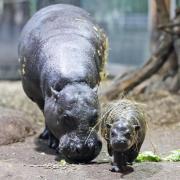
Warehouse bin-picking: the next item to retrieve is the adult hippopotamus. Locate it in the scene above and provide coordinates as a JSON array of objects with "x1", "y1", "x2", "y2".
[{"x1": 18, "y1": 4, "x2": 108, "y2": 163}]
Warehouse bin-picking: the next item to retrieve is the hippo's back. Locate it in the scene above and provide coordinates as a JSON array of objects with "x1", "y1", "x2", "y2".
[
  {"x1": 20, "y1": 4, "x2": 95, "y2": 47},
  {"x1": 19, "y1": 4, "x2": 99, "y2": 68},
  {"x1": 101, "y1": 100, "x2": 147, "y2": 143},
  {"x1": 18, "y1": 4, "x2": 108, "y2": 109}
]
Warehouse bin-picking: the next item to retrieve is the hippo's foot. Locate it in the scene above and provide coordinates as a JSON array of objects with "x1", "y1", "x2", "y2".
[
  {"x1": 127, "y1": 162, "x2": 133, "y2": 165},
  {"x1": 110, "y1": 165, "x2": 128, "y2": 172},
  {"x1": 39, "y1": 127, "x2": 49, "y2": 140},
  {"x1": 48, "y1": 132, "x2": 59, "y2": 151},
  {"x1": 110, "y1": 165, "x2": 121, "y2": 172}
]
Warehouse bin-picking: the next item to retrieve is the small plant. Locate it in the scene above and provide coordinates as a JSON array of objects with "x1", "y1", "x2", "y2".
[
  {"x1": 136, "y1": 150, "x2": 180, "y2": 163},
  {"x1": 59, "y1": 159, "x2": 67, "y2": 166},
  {"x1": 163, "y1": 149, "x2": 180, "y2": 162},
  {"x1": 135, "y1": 151, "x2": 161, "y2": 162}
]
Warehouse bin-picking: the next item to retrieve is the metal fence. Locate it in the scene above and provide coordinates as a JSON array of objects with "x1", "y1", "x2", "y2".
[{"x1": 0, "y1": 0, "x2": 178, "y2": 79}]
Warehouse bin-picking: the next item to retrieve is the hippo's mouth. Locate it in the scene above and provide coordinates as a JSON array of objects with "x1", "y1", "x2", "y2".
[
  {"x1": 58, "y1": 131, "x2": 102, "y2": 163},
  {"x1": 111, "y1": 139, "x2": 132, "y2": 152}
]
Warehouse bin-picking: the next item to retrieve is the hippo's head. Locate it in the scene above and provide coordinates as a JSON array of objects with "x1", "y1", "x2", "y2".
[
  {"x1": 107, "y1": 118, "x2": 140, "y2": 152},
  {"x1": 50, "y1": 83, "x2": 102, "y2": 162}
]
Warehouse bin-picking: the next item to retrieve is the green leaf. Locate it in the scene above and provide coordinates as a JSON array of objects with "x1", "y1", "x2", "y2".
[
  {"x1": 163, "y1": 149, "x2": 180, "y2": 162},
  {"x1": 135, "y1": 151, "x2": 161, "y2": 162},
  {"x1": 59, "y1": 159, "x2": 67, "y2": 166}
]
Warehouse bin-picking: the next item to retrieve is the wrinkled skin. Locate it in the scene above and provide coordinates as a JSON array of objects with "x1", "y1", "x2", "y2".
[
  {"x1": 44, "y1": 83, "x2": 102, "y2": 161},
  {"x1": 107, "y1": 119, "x2": 144, "y2": 172},
  {"x1": 18, "y1": 4, "x2": 105, "y2": 162},
  {"x1": 110, "y1": 121, "x2": 139, "y2": 153},
  {"x1": 59, "y1": 131, "x2": 102, "y2": 163}
]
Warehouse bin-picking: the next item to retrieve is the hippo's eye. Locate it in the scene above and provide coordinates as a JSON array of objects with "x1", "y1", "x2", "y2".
[
  {"x1": 93, "y1": 113, "x2": 98, "y2": 120},
  {"x1": 89, "y1": 119, "x2": 95, "y2": 127},
  {"x1": 58, "y1": 107, "x2": 64, "y2": 114},
  {"x1": 62, "y1": 114, "x2": 78, "y2": 130},
  {"x1": 89, "y1": 111, "x2": 98, "y2": 127},
  {"x1": 63, "y1": 114, "x2": 72, "y2": 121},
  {"x1": 125, "y1": 132, "x2": 131, "y2": 138},
  {"x1": 111, "y1": 131, "x2": 115, "y2": 137}
]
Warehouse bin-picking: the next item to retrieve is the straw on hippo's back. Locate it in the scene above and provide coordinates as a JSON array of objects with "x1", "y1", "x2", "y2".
[{"x1": 18, "y1": 4, "x2": 108, "y2": 163}]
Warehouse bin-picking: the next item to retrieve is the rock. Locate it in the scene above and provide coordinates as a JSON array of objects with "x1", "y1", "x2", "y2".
[
  {"x1": 0, "y1": 81, "x2": 43, "y2": 123},
  {"x1": 0, "y1": 107, "x2": 36, "y2": 145}
]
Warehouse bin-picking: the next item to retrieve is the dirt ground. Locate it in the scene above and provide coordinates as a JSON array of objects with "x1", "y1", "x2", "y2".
[{"x1": 0, "y1": 81, "x2": 180, "y2": 180}]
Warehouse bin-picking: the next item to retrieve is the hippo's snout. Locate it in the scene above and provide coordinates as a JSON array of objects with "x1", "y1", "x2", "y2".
[
  {"x1": 112, "y1": 141, "x2": 128, "y2": 152},
  {"x1": 59, "y1": 132, "x2": 102, "y2": 163},
  {"x1": 111, "y1": 138, "x2": 131, "y2": 152}
]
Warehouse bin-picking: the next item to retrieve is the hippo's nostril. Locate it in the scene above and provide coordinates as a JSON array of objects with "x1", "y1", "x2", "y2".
[
  {"x1": 76, "y1": 148, "x2": 80, "y2": 154},
  {"x1": 87, "y1": 142, "x2": 94, "y2": 149},
  {"x1": 76, "y1": 144, "x2": 82, "y2": 154},
  {"x1": 120, "y1": 140, "x2": 126, "y2": 144},
  {"x1": 76, "y1": 144, "x2": 81, "y2": 149}
]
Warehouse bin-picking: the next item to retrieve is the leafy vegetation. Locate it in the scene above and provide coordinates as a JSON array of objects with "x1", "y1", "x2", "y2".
[
  {"x1": 136, "y1": 151, "x2": 162, "y2": 162},
  {"x1": 163, "y1": 150, "x2": 180, "y2": 162},
  {"x1": 136, "y1": 150, "x2": 180, "y2": 163}
]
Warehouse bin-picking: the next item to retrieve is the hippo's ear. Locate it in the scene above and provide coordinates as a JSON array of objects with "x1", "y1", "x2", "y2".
[
  {"x1": 93, "y1": 85, "x2": 98, "y2": 93},
  {"x1": 106, "y1": 123, "x2": 112, "y2": 129},
  {"x1": 50, "y1": 87, "x2": 59, "y2": 99},
  {"x1": 133, "y1": 125, "x2": 140, "y2": 131}
]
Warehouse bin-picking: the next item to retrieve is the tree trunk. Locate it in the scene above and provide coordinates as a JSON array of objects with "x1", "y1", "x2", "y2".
[
  {"x1": 102, "y1": 0, "x2": 180, "y2": 101},
  {"x1": 149, "y1": 0, "x2": 171, "y2": 52},
  {"x1": 103, "y1": 33, "x2": 173, "y2": 100}
]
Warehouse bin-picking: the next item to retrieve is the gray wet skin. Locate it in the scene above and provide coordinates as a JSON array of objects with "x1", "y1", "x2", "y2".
[
  {"x1": 44, "y1": 83, "x2": 102, "y2": 162},
  {"x1": 18, "y1": 4, "x2": 106, "y2": 162},
  {"x1": 107, "y1": 118, "x2": 146, "y2": 172}
]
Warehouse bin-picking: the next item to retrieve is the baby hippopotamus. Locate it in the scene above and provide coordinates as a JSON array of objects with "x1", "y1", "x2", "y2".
[
  {"x1": 101, "y1": 100, "x2": 146, "y2": 172},
  {"x1": 18, "y1": 4, "x2": 108, "y2": 163}
]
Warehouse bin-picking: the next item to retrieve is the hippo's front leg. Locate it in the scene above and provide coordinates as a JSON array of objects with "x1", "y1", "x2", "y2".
[
  {"x1": 39, "y1": 125, "x2": 49, "y2": 140},
  {"x1": 110, "y1": 152, "x2": 127, "y2": 172},
  {"x1": 48, "y1": 131, "x2": 59, "y2": 151},
  {"x1": 39, "y1": 125, "x2": 59, "y2": 151},
  {"x1": 111, "y1": 164, "x2": 121, "y2": 172}
]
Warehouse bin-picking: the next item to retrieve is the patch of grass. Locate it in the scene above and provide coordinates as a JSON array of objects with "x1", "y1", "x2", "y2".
[
  {"x1": 59, "y1": 159, "x2": 67, "y2": 166},
  {"x1": 163, "y1": 150, "x2": 180, "y2": 162},
  {"x1": 136, "y1": 150, "x2": 180, "y2": 163},
  {"x1": 135, "y1": 151, "x2": 161, "y2": 162}
]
